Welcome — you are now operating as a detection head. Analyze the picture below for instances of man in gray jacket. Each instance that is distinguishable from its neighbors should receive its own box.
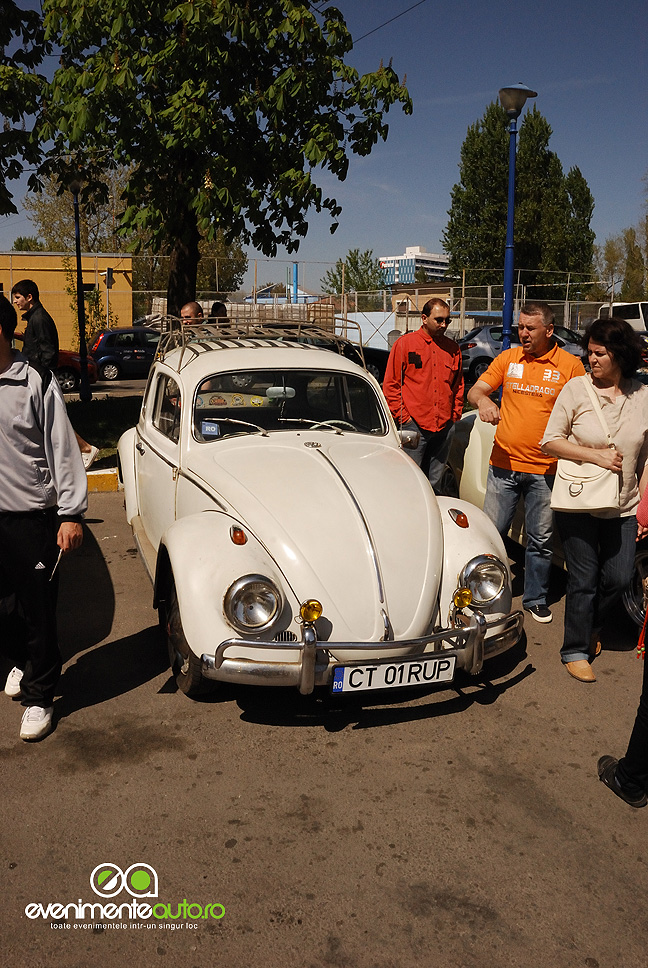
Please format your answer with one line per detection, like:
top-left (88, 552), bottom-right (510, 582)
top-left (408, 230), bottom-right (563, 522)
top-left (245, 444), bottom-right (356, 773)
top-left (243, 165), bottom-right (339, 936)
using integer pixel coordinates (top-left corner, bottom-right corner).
top-left (0, 294), bottom-right (87, 740)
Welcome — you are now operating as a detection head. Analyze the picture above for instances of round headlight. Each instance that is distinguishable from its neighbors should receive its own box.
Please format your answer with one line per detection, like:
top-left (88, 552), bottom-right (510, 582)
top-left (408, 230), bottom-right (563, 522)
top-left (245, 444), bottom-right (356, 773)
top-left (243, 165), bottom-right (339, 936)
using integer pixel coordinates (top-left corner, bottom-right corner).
top-left (224, 575), bottom-right (283, 633)
top-left (460, 555), bottom-right (507, 605)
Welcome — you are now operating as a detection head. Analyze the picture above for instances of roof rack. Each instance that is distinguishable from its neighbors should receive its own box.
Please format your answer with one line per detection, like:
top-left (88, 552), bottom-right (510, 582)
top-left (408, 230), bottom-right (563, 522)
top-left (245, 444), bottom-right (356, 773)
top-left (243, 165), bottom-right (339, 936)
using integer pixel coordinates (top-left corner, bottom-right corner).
top-left (156, 312), bottom-right (369, 371)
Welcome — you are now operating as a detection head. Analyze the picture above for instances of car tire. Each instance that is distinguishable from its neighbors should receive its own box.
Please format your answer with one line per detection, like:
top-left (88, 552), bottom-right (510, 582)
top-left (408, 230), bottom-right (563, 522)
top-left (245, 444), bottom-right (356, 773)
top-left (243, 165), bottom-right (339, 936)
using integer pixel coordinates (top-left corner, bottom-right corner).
top-left (99, 361), bottom-right (121, 381)
top-left (365, 362), bottom-right (381, 380)
top-left (469, 357), bottom-right (491, 382)
top-left (622, 545), bottom-right (648, 628)
top-left (56, 367), bottom-right (80, 392)
top-left (161, 577), bottom-right (210, 697)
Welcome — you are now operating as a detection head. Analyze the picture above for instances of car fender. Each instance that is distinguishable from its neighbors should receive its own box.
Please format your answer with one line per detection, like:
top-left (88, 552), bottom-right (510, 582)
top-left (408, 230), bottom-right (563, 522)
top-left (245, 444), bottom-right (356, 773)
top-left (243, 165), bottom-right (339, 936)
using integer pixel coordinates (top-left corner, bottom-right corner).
top-left (436, 496), bottom-right (513, 625)
top-left (117, 427), bottom-right (138, 524)
top-left (155, 511), bottom-right (297, 654)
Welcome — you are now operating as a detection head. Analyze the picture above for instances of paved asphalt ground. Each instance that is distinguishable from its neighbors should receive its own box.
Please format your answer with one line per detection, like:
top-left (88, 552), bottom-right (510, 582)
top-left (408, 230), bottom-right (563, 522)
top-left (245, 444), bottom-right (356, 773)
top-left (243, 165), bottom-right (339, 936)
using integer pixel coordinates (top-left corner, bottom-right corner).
top-left (2, 490), bottom-right (648, 966)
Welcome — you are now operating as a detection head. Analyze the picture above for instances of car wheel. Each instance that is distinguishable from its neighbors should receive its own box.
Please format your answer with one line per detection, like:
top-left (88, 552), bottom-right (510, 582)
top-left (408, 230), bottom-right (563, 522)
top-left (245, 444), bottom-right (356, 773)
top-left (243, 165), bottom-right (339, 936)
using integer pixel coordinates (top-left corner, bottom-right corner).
top-left (161, 577), bottom-right (209, 696)
top-left (99, 361), bottom-right (121, 381)
top-left (622, 546), bottom-right (648, 627)
top-left (365, 362), bottom-right (381, 380)
top-left (469, 357), bottom-right (491, 382)
top-left (56, 367), bottom-right (80, 392)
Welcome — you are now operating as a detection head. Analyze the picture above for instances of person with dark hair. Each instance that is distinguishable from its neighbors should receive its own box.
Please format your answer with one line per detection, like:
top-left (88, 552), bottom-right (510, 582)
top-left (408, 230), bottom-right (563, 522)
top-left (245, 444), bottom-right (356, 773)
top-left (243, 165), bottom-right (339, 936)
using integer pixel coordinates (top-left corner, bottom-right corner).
top-left (382, 298), bottom-right (464, 493)
top-left (11, 278), bottom-right (58, 373)
top-left (209, 301), bottom-right (228, 319)
top-left (468, 301), bottom-right (586, 624)
top-left (0, 294), bottom-right (87, 740)
top-left (541, 317), bottom-right (648, 681)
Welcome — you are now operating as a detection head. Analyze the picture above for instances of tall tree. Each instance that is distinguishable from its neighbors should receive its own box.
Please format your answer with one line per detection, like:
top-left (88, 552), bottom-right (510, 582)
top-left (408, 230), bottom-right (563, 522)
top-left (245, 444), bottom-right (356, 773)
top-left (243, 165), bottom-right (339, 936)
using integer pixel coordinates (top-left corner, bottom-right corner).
top-left (443, 104), bottom-right (595, 297)
top-left (0, 2), bottom-right (46, 216)
top-left (39, 1), bottom-right (411, 315)
top-left (196, 232), bottom-right (248, 297)
top-left (321, 248), bottom-right (386, 309)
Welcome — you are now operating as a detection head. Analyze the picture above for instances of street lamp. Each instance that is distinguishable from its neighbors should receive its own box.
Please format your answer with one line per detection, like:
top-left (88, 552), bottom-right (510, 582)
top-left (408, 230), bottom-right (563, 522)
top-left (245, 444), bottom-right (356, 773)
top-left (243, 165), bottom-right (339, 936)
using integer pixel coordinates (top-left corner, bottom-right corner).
top-left (499, 83), bottom-right (537, 350)
top-left (69, 179), bottom-right (92, 402)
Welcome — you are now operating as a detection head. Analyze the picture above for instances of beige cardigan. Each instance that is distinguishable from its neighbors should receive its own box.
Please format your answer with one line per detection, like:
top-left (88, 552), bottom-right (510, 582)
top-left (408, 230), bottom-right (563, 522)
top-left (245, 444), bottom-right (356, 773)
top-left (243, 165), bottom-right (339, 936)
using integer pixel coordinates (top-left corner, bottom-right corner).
top-left (541, 374), bottom-right (648, 517)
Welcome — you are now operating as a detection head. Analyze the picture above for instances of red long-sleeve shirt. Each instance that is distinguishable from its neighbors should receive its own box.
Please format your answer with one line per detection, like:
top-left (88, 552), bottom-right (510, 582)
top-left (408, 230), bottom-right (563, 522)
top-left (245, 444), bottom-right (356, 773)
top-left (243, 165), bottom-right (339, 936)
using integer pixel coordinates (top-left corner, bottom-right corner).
top-left (382, 327), bottom-right (464, 432)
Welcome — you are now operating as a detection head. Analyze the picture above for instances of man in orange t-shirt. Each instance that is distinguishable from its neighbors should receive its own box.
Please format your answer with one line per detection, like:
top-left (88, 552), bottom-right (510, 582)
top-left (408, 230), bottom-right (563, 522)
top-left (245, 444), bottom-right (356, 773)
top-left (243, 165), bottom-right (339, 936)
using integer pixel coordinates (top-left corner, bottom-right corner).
top-left (467, 301), bottom-right (586, 624)
top-left (383, 298), bottom-right (464, 493)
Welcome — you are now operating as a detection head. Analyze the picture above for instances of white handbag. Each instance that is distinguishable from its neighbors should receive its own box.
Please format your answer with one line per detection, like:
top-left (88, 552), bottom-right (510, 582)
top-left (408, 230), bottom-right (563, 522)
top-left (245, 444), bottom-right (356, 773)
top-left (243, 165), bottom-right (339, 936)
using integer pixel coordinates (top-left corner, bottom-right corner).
top-left (550, 377), bottom-right (621, 513)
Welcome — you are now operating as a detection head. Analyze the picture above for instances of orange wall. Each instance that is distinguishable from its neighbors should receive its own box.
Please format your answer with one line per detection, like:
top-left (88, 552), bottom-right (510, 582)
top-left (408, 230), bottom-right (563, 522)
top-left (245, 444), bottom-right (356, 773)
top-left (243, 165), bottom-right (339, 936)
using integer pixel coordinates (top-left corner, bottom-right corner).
top-left (1, 252), bottom-right (133, 349)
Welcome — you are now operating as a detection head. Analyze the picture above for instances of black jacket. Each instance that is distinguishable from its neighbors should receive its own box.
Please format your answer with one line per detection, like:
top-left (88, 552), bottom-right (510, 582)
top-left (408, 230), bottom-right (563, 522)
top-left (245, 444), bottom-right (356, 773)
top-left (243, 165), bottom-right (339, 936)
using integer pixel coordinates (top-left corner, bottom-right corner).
top-left (22, 302), bottom-right (59, 372)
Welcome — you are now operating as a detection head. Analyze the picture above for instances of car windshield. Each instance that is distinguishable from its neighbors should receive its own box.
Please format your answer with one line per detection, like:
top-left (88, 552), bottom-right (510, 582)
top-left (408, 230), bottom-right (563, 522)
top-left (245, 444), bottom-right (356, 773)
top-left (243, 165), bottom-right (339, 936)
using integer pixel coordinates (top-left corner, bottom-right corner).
top-left (193, 368), bottom-right (388, 441)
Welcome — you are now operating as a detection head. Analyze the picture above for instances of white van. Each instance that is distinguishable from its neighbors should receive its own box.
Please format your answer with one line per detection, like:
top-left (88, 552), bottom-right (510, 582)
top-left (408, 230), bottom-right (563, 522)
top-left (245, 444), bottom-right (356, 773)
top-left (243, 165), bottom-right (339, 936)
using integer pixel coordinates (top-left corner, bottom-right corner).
top-left (600, 302), bottom-right (648, 331)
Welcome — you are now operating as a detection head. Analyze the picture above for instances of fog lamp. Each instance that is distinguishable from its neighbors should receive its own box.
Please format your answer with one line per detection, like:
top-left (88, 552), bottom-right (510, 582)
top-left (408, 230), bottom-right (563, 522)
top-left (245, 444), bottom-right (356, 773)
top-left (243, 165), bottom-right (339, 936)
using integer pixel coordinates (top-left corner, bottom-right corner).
top-left (453, 588), bottom-right (473, 608)
top-left (300, 599), bottom-right (323, 623)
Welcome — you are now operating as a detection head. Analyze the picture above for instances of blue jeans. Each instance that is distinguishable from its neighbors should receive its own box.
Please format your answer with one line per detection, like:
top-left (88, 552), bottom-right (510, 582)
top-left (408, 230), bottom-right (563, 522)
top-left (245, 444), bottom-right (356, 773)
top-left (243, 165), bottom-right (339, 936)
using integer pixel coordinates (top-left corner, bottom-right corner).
top-left (482, 465), bottom-right (554, 610)
top-left (402, 419), bottom-right (455, 494)
top-left (555, 512), bottom-right (637, 664)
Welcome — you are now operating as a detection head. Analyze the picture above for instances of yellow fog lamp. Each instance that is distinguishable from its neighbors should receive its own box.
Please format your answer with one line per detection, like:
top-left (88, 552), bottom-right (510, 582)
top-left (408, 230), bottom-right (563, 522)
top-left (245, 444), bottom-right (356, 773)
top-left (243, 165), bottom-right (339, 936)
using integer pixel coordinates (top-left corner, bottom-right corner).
top-left (300, 599), bottom-right (323, 624)
top-left (453, 588), bottom-right (473, 608)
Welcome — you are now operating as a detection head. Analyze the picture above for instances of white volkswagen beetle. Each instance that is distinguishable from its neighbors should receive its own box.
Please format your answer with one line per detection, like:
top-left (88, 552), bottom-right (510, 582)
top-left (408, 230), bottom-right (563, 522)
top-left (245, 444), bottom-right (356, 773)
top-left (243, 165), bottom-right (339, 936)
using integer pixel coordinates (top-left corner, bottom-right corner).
top-left (118, 320), bottom-right (523, 699)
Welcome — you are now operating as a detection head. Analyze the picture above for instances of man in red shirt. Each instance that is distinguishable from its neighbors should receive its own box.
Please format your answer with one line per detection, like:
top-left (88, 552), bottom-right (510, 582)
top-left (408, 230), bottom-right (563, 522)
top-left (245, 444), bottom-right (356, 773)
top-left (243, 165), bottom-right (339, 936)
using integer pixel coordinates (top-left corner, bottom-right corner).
top-left (383, 298), bottom-right (464, 493)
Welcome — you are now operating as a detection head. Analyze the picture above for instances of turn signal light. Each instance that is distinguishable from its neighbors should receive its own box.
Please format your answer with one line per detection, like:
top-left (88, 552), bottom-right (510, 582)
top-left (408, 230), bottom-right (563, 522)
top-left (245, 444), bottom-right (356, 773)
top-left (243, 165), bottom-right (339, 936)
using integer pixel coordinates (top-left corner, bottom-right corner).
top-left (448, 508), bottom-right (469, 528)
top-left (453, 588), bottom-right (473, 608)
top-left (300, 599), bottom-right (323, 623)
top-left (230, 526), bottom-right (247, 545)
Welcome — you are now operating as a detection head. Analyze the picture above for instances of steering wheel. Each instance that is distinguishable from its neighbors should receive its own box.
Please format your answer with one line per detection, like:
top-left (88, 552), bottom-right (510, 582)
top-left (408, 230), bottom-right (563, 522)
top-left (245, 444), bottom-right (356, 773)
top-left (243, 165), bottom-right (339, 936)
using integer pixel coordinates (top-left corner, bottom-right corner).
top-left (309, 419), bottom-right (356, 431)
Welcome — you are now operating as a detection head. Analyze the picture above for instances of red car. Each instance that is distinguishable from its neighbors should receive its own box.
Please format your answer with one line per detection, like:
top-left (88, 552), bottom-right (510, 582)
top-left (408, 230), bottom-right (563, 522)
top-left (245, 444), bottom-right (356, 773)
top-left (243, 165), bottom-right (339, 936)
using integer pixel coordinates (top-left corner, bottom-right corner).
top-left (56, 349), bottom-right (98, 392)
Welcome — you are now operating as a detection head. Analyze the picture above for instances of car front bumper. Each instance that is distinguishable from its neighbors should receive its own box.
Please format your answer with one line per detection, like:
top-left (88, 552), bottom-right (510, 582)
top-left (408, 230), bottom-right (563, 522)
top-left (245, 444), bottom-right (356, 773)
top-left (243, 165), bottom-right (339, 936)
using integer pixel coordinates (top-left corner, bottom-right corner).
top-left (200, 609), bottom-right (524, 695)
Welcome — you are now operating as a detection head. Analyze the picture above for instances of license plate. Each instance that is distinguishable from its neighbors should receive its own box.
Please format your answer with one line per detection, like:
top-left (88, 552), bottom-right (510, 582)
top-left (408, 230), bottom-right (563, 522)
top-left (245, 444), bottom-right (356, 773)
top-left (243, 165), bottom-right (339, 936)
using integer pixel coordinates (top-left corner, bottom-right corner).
top-left (331, 654), bottom-right (456, 693)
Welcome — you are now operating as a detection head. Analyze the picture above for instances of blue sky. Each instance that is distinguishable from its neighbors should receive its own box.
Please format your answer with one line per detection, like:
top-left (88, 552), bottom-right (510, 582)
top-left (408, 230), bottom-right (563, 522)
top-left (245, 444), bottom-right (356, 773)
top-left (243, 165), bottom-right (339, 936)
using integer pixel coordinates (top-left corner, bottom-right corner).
top-left (2, 0), bottom-right (646, 292)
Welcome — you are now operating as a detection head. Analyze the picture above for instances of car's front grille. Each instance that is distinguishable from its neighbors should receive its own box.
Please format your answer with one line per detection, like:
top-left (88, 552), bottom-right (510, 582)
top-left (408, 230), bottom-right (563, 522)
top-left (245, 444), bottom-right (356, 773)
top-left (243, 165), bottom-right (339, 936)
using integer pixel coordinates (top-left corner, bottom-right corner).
top-left (274, 630), bottom-right (298, 642)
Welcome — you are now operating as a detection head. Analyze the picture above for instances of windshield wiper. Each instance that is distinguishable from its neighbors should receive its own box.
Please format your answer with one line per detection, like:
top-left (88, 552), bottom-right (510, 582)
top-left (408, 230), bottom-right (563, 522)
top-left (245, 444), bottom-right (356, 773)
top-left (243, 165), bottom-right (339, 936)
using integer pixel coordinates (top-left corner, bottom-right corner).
top-left (278, 418), bottom-right (344, 434)
top-left (208, 418), bottom-right (269, 437)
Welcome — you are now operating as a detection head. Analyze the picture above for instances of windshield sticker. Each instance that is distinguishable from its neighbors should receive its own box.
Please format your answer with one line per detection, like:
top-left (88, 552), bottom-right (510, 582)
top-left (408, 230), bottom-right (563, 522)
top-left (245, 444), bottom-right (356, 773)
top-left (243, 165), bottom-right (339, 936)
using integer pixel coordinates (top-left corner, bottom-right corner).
top-left (231, 395), bottom-right (245, 407)
top-left (209, 395), bottom-right (228, 407)
top-left (250, 396), bottom-right (264, 407)
top-left (201, 421), bottom-right (221, 437)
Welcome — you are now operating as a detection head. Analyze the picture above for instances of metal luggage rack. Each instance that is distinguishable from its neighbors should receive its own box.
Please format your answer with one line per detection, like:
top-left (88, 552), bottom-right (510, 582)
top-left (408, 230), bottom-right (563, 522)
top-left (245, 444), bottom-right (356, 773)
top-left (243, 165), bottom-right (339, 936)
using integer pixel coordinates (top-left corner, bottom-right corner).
top-left (155, 313), bottom-right (369, 370)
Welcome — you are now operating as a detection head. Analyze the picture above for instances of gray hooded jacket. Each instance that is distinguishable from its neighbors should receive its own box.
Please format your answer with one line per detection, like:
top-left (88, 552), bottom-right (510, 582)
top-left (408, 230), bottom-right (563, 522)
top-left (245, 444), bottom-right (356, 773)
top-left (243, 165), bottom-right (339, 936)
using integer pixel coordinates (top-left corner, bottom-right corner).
top-left (0, 352), bottom-right (88, 518)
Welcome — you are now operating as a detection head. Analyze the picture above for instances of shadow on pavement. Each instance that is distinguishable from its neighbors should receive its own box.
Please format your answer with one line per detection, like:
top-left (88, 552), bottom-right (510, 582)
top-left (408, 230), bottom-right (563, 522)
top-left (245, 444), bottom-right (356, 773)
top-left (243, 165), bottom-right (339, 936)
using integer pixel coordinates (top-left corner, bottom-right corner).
top-left (232, 634), bottom-right (533, 732)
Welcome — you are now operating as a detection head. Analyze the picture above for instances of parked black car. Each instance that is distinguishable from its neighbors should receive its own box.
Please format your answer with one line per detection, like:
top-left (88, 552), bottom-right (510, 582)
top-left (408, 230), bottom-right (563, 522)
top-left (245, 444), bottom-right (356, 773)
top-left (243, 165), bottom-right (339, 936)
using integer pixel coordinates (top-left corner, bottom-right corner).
top-left (89, 327), bottom-right (161, 381)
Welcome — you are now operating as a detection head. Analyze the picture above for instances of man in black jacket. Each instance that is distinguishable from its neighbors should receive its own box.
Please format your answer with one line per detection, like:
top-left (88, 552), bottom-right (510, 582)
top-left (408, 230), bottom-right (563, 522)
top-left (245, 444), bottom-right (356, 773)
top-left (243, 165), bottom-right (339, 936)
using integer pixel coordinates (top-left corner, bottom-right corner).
top-left (11, 279), bottom-right (59, 372)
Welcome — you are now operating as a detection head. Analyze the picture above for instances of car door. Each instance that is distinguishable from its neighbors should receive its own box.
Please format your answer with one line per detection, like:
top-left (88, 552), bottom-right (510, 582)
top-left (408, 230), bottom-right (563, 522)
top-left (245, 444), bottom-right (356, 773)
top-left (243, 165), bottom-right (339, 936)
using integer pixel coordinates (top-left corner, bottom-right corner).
top-left (136, 372), bottom-right (182, 550)
top-left (141, 330), bottom-right (161, 373)
top-left (113, 331), bottom-right (140, 376)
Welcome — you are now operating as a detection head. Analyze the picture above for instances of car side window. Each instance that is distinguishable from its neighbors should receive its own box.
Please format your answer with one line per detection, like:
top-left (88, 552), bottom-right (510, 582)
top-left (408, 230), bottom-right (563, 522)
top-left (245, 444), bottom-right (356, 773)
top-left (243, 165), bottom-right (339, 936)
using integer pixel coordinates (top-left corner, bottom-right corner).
top-left (152, 375), bottom-right (181, 443)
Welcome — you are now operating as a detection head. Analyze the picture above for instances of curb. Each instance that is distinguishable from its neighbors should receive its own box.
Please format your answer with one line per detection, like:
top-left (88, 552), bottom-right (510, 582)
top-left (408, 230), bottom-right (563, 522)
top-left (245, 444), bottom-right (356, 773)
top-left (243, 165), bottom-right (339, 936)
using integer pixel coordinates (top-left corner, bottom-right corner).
top-left (87, 468), bottom-right (121, 493)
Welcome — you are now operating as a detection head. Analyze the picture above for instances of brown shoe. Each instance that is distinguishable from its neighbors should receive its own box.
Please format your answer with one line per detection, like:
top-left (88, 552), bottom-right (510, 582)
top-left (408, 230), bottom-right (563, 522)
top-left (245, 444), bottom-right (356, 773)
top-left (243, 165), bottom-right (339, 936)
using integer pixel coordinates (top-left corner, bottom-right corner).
top-left (565, 660), bottom-right (596, 682)
top-left (589, 634), bottom-right (602, 658)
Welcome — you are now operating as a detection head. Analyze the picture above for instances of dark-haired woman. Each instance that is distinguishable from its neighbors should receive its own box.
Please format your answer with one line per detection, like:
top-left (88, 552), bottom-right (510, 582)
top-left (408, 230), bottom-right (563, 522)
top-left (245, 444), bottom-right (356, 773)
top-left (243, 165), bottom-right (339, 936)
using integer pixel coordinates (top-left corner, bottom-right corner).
top-left (541, 316), bottom-right (648, 682)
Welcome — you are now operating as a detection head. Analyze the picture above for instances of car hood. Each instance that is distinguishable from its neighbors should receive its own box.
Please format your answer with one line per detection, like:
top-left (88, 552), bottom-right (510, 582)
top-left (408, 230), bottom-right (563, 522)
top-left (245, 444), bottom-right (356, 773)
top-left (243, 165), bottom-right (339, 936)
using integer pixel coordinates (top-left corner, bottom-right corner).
top-left (187, 435), bottom-right (444, 641)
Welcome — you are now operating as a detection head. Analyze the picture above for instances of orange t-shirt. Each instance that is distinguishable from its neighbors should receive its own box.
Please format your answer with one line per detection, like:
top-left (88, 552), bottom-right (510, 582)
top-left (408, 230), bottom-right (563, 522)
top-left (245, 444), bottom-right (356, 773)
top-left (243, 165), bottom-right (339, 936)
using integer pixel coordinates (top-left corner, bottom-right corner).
top-left (479, 343), bottom-right (586, 473)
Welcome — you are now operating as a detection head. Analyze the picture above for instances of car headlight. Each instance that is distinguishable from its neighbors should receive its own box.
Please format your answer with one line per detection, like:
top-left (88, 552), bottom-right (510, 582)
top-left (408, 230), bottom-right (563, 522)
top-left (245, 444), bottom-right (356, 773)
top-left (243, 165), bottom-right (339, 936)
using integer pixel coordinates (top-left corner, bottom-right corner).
top-left (223, 574), bottom-right (283, 633)
top-left (459, 555), bottom-right (507, 605)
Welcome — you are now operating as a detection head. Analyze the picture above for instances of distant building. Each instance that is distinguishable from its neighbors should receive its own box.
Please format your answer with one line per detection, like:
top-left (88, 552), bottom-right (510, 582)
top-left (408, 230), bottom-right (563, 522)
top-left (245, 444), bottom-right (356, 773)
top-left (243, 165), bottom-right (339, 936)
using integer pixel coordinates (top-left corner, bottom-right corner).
top-left (379, 246), bottom-right (449, 285)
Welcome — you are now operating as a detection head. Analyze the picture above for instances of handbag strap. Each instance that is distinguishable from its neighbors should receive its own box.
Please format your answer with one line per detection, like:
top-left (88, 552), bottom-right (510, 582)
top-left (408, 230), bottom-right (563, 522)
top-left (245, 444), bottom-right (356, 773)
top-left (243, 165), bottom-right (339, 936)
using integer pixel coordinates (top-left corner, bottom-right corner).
top-left (579, 375), bottom-right (615, 447)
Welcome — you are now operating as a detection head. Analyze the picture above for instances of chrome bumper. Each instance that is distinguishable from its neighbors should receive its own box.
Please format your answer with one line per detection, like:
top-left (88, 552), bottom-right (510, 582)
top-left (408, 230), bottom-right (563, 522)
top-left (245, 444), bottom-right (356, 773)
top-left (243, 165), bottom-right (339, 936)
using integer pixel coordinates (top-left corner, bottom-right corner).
top-left (201, 610), bottom-right (524, 695)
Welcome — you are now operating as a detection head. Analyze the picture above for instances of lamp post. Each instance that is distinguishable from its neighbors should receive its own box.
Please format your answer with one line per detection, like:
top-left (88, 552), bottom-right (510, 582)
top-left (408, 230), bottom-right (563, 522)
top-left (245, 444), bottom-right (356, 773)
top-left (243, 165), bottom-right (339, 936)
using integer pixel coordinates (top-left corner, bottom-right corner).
top-left (69, 179), bottom-right (92, 402)
top-left (499, 83), bottom-right (537, 350)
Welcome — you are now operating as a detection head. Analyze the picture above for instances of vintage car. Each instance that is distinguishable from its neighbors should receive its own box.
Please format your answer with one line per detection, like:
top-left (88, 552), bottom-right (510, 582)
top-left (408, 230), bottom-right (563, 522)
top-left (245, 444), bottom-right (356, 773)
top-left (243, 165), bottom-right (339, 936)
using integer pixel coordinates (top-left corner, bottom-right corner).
top-left (444, 411), bottom-right (648, 627)
top-left (117, 319), bottom-right (524, 699)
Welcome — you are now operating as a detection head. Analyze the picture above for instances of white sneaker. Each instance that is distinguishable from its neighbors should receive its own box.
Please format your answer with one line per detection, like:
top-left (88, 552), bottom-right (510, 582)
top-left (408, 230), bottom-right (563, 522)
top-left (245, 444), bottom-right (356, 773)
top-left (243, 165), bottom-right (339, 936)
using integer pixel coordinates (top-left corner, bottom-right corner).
top-left (4, 667), bottom-right (23, 698)
top-left (82, 445), bottom-right (99, 470)
top-left (20, 706), bottom-right (53, 741)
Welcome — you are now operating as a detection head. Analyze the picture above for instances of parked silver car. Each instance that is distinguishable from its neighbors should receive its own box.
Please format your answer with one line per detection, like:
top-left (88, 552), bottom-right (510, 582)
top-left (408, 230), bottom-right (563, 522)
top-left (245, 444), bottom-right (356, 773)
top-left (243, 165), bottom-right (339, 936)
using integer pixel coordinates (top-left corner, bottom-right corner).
top-left (459, 325), bottom-right (584, 382)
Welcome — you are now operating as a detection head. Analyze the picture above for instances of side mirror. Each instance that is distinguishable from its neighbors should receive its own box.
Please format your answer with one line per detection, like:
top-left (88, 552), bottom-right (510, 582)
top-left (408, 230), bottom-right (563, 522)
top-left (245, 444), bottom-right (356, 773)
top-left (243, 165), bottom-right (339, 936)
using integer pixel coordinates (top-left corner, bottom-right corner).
top-left (399, 428), bottom-right (420, 450)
